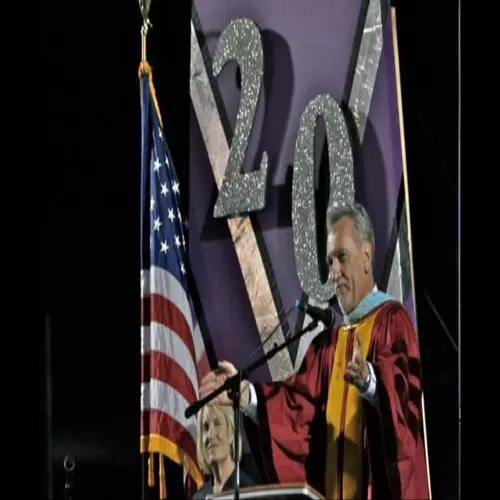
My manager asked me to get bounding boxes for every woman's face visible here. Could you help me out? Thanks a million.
[201,407,233,466]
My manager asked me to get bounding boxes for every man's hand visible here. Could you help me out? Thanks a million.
[344,332,369,391]
[199,361,251,408]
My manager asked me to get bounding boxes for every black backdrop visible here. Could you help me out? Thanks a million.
[40,1,458,499]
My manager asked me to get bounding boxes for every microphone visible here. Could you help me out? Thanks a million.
[295,298,335,328]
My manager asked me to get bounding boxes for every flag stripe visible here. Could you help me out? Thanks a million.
[141,379,197,442]
[141,322,199,397]
[142,351,197,406]
[142,267,206,364]
[143,295,196,362]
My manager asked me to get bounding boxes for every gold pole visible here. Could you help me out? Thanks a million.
[391,7,433,499]
[141,18,152,62]
[141,23,147,62]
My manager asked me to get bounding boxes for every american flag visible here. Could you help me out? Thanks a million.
[139,62,210,499]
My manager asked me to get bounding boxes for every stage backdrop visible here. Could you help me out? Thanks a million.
[188,0,416,386]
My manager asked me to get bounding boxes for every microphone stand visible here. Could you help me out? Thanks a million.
[185,319,320,500]
[231,369,243,500]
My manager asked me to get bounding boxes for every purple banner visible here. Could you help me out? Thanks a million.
[188,0,415,380]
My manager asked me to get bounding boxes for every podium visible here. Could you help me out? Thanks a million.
[207,483,324,500]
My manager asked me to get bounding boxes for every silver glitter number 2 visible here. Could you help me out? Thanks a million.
[212,18,269,218]
[292,95,355,302]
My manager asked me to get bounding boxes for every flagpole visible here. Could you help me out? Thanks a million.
[139,5,150,490]
[141,18,152,62]
[139,4,153,500]
[139,0,152,62]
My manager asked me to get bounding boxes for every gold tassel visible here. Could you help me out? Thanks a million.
[138,60,151,78]
[137,60,164,128]
[159,454,167,500]
[148,452,155,488]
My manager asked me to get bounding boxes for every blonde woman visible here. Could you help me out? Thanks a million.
[193,404,255,499]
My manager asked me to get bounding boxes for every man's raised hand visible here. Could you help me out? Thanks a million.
[199,361,238,405]
[344,332,369,390]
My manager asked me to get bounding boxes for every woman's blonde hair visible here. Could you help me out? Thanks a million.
[196,405,243,476]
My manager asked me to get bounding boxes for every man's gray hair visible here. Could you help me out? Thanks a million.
[326,202,375,264]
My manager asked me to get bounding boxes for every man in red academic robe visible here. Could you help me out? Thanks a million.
[200,202,430,499]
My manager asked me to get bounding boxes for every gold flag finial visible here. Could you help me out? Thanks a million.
[138,0,152,21]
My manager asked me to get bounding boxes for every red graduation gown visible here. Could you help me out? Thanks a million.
[244,301,430,499]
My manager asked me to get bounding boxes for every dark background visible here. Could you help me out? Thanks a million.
[40,1,458,499]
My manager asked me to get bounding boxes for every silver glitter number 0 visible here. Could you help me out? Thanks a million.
[212,18,269,218]
[292,95,355,302]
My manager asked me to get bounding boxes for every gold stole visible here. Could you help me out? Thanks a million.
[325,311,378,499]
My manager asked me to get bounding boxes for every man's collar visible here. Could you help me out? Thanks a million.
[343,284,392,326]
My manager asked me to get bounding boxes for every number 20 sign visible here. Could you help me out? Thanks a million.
[209,1,385,303]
